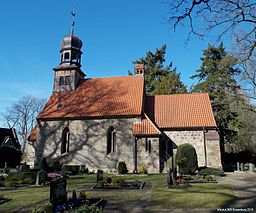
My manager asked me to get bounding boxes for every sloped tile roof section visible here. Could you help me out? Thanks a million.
[37,76,144,119]
[27,126,37,142]
[133,113,161,135]
[146,93,216,128]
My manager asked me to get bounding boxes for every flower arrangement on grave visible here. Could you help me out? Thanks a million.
[51,190,103,213]
[47,172,63,181]
[79,191,88,200]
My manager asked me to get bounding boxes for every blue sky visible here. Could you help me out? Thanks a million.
[0,0,216,125]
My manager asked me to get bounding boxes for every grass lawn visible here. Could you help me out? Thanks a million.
[0,173,236,212]
[0,174,96,213]
[0,186,50,212]
[148,174,235,210]
[152,182,235,210]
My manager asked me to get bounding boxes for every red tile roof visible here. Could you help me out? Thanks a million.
[146,93,216,128]
[37,76,144,119]
[133,113,161,135]
[27,126,37,142]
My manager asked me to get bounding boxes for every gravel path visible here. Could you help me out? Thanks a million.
[217,172,256,210]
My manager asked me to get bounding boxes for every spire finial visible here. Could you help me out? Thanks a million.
[71,7,76,35]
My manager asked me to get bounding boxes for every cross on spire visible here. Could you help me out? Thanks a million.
[71,8,76,35]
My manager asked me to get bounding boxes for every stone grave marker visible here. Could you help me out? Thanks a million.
[240,163,244,171]
[237,162,240,172]
[167,169,174,188]
[3,162,7,173]
[20,162,30,172]
[50,177,67,207]
[96,170,103,183]
[36,170,46,186]
[176,165,180,177]
[249,163,254,172]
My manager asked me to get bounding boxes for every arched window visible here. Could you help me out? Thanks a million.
[71,53,77,62]
[61,127,70,154]
[145,138,151,153]
[107,126,116,155]
[59,76,64,85]
[64,52,70,62]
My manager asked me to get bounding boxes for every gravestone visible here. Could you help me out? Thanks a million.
[80,165,86,173]
[96,170,103,183]
[3,162,7,173]
[176,165,180,177]
[36,170,46,186]
[249,163,254,172]
[72,190,77,200]
[50,177,67,207]
[237,162,240,172]
[20,163,29,172]
[167,169,174,188]
[240,163,244,171]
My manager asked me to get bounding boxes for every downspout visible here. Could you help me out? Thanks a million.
[134,137,138,173]
[203,127,207,167]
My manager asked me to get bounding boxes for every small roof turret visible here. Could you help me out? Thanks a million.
[61,33,83,51]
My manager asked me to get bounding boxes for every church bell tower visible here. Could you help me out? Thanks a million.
[53,12,85,92]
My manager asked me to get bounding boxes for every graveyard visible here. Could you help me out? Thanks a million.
[0,157,256,212]
[0,168,239,212]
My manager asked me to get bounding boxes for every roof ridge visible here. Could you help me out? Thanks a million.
[143,113,161,134]
[151,92,209,97]
[83,75,143,80]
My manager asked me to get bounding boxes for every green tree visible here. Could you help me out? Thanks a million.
[134,44,187,95]
[191,43,242,143]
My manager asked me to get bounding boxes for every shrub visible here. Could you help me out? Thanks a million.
[139,164,148,174]
[97,181,104,187]
[62,165,80,175]
[176,157,188,172]
[79,191,88,200]
[198,167,224,177]
[117,162,128,174]
[2,180,17,187]
[7,172,37,184]
[244,163,249,171]
[106,177,112,185]
[70,203,101,213]
[31,203,53,213]
[175,143,198,175]
[0,173,8,181]
[204,175,213,182]
[112,178,125,186]
[79,165,89,174]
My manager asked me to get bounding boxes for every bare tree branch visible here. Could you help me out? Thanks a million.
[1,96,46,150]
[168,0,256,100]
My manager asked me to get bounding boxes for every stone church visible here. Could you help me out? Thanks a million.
[27,24,222,173]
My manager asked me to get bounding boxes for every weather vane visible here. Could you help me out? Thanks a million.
[71,7,76,35]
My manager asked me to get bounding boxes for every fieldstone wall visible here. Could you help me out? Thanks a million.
[136,137,160,173]
[30,119,221,172]
[35,118,141,173]
[164,129,221,168]
[23,142,36,168]
[205,130,222,168]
